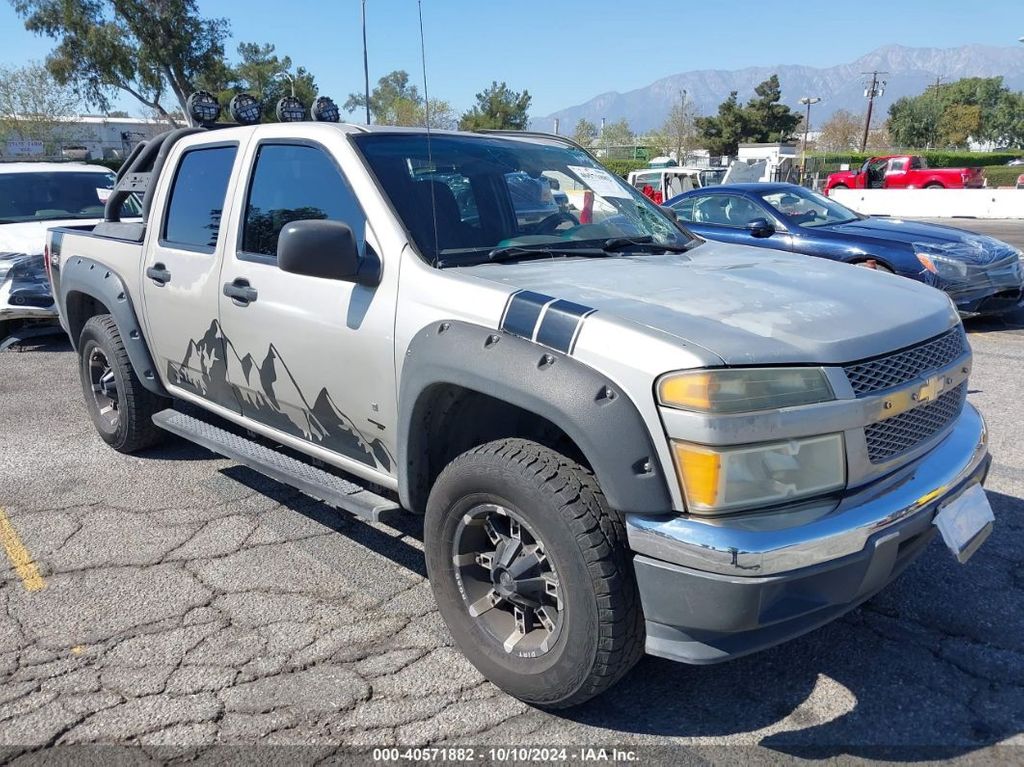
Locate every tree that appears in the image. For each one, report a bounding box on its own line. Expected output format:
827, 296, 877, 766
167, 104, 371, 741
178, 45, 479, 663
345, 70, 421, 125
888, 76, 1024, 149
695, 91, 749, 156
10, 0, 229, 125
229, 43, 316, 121
572, 118, 598, 148
937, 103, 982, 148
597, 118, 634, 148
458, 81, 531, 131
817, 109, 862, 152
695, 75, 800, 156
0, 63, 83, 154
660, 93, 697, 160
423, 99, 458, 130
743, 75, 800, 143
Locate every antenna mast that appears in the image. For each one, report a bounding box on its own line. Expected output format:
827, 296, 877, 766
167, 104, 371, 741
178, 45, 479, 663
418, 0, 440, 263
361, 0, 371, 124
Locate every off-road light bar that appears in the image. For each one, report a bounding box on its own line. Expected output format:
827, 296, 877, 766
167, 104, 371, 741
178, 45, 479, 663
229, 93, 262, 125
276, 96, 306, 122
186, 90, 221, 125
311, 96, 340, 123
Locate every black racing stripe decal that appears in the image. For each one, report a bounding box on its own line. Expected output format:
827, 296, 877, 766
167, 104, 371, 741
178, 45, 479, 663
500, 290, 551, 339
535, 299, 595, 354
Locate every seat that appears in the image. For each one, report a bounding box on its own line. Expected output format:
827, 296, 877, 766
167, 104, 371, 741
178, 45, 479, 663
410, 180, 489, 252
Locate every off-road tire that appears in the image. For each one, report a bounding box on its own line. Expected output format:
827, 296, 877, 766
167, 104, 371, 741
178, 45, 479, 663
78, 314, 168, 453
424, 438, 645, 708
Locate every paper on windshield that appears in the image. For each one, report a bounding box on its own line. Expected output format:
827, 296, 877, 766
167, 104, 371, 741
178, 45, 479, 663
568, 165, 631, 199
96, 188, 112, 202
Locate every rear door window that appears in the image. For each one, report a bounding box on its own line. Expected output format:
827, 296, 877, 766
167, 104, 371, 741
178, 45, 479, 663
162, 145, 237, 252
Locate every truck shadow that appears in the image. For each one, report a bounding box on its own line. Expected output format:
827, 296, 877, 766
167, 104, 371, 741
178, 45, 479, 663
553, 488, 1024, 758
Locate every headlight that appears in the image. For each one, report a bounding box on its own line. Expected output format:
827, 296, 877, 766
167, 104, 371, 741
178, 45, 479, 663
672, 434, 846, 515
658, 368, 834, 413
916, 252, 968, 280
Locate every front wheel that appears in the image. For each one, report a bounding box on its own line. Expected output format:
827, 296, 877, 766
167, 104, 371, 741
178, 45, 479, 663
78, 314, 169, 453
424, 439, 644, 708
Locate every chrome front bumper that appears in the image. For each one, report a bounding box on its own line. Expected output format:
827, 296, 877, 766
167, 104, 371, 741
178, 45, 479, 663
626, 402, 989, 577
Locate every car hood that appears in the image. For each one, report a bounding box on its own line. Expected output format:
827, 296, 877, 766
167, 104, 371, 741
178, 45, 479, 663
464, 240, 958, 365
823, 218, 1018, 263
0, 219, 98, 256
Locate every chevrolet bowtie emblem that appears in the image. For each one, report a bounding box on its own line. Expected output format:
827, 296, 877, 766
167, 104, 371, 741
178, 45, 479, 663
916, 374, 948, 404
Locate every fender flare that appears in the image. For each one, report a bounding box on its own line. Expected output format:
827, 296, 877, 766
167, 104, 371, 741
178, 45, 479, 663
398, 320, 672, 515
59, 255, 168, 398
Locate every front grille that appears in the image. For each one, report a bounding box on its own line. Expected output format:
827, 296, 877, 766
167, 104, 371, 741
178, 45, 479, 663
864, 382, 967, 463
844, 328, 966, 397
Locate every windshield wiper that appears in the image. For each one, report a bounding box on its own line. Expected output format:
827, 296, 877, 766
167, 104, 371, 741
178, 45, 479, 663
603, 236, 697, 254
486, 245, 609, 264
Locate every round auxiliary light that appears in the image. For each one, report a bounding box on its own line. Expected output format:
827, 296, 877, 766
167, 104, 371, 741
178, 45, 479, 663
186, 90, 221, 125
276, 96, 306, 122
311, 95, 340, 123
229, 93, 262, 125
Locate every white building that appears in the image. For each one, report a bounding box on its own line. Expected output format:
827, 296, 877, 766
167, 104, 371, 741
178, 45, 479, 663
2, 115, 170, 161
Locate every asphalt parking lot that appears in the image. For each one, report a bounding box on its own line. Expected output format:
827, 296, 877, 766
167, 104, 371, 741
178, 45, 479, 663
0, 218, 1022, 758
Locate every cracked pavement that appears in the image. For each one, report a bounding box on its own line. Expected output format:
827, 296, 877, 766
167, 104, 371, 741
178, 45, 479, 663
0, 223, 1022, 758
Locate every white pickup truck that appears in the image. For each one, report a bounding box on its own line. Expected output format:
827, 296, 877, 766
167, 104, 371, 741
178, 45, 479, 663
46, 114, 994, 708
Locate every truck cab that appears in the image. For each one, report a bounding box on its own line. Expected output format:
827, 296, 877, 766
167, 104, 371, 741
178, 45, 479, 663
46, 110, 994, 709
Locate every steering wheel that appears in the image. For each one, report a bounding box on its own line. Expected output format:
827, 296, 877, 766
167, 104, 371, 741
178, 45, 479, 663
528, 210, 580, 235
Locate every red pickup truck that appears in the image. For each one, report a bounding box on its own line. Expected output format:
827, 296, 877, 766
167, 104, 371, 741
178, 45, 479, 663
825, 155, 985, 194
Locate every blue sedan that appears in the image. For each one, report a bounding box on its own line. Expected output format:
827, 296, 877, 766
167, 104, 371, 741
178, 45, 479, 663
665, 182, 1024, 316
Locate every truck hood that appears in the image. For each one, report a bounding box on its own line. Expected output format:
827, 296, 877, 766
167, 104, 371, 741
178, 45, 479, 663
464, 241, 958, 365
824, 218, 1020, 264
0, 219, 98, 256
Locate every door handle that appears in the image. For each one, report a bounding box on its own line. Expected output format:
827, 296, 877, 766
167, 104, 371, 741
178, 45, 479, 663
146, 263, 171, 286
223, 278, 258, 305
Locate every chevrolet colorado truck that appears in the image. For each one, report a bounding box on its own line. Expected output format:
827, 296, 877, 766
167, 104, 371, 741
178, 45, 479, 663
825, 155, 985, 194
46, 117, 994, 708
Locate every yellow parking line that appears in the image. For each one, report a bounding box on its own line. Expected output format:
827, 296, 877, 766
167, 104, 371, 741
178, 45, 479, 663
0, 507, 45, 592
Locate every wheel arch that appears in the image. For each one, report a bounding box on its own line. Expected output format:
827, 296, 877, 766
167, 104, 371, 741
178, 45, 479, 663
59, 256, 168, 398
398, 320, 673, 516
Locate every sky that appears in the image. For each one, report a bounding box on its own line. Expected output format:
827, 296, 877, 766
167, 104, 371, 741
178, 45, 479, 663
1, 0, 1023, 118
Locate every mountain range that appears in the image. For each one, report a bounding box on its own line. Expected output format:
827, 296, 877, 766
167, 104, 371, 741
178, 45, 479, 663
168, 319, 393, 472
532, 45, 1024, 135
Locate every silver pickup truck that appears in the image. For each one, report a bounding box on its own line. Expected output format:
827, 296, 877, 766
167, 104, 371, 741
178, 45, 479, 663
45, 116, 994, 708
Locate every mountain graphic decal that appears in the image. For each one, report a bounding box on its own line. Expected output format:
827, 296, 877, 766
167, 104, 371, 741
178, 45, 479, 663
169, 320, 394, 473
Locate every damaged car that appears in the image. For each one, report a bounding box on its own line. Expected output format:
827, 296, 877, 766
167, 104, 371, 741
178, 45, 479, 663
667, 183, 1024, 316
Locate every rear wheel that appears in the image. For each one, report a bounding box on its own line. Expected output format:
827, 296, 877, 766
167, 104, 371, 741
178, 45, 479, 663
424, 438, 644, 708
78, 314, 168, 453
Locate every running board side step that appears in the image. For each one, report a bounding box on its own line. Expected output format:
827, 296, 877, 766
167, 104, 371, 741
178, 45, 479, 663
152, 409, 400, 523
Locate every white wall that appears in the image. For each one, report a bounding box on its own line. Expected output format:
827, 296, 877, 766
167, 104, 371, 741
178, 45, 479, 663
831, 188, 1024, 219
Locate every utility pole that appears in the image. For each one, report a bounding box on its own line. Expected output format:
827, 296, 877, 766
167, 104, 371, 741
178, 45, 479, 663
361, 0, 371, 124
860, 71, 887, 152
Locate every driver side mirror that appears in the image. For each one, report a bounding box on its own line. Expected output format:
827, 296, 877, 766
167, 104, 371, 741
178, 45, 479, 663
746, 217, 775, 238
277, 220, 380, 286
